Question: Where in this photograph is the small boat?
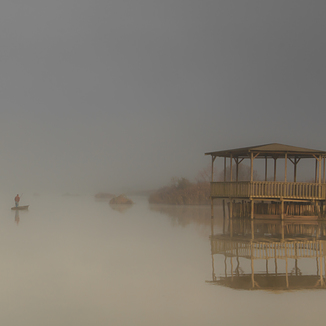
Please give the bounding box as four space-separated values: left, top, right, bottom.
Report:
11 205 29 210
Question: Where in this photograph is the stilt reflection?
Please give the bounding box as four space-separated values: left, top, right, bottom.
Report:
15 210 19 225
208 218 326 291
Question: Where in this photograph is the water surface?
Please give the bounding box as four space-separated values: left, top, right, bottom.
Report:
1 194 325 325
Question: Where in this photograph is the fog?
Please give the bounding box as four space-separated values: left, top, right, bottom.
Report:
1 1 326 195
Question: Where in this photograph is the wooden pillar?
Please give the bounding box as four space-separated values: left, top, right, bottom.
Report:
251 244 255 288
224 157 226 182
294 158 297 182
320 243 324 286
251 219 254 240
273 157 277 182
224 256 227 278
230 199 233 219
211 198 214 218
315 159 318 183
284 153 287 182
230 154 233 182
251 199 254 220
223 201 226 234
211 156 215 182
323 157 325 184
230 216 233 237
250 152 254 182
281 199 284 220
319 155 322 184
285 255 289 289
236 158 239 182
265 156 268 181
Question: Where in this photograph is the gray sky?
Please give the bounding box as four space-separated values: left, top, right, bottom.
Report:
1 0 326 194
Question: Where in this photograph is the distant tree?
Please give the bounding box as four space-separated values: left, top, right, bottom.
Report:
149 177 210 205
218 164 259 181
195 165 219 183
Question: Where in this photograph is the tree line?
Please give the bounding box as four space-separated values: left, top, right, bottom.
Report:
149 164 258 205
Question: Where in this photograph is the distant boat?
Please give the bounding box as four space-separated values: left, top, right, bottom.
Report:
11 205 29 210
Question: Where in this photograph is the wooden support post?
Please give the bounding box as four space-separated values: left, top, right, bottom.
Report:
251 219 254 240
281 199 284 220
265 156 268 181
320 244 324 286
315 159 318 183
251 244 255 288
294 159 297 182
251 199 254 220
224 157 226 182
324 256 326 284
323 157 325 184
223 200 226 234
231 257 233 281
211 198 214 219
284 153 287 182
230 199 233 219
319 155 322 184
274 157 277 182
230 216 233 237
250 152 254 182
236 158 239 182
230 154 233 182
285 255 289 289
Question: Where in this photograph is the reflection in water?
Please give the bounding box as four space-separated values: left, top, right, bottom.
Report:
208 218 326 291
150 204 218 227
109 203 132 213
14 210 19 225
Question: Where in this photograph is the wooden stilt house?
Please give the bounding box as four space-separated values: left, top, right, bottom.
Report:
205 143 326 219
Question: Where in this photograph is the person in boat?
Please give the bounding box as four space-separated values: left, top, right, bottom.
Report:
14 194 20 207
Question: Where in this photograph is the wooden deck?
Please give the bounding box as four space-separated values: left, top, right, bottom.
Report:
211 181 326 201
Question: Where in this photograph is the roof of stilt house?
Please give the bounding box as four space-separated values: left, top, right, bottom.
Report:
205 143 326 159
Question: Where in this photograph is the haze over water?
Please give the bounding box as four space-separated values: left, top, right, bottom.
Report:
1 194 326 325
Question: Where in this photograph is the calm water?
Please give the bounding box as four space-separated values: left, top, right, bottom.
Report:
1 194 326 325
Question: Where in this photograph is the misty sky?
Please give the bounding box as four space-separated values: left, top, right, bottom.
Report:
1 0 326 194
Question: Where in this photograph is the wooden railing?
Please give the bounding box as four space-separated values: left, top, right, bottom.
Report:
211 239 326 259
210 181 326 200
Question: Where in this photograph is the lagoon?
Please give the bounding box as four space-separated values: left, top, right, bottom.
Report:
1 194 325 325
